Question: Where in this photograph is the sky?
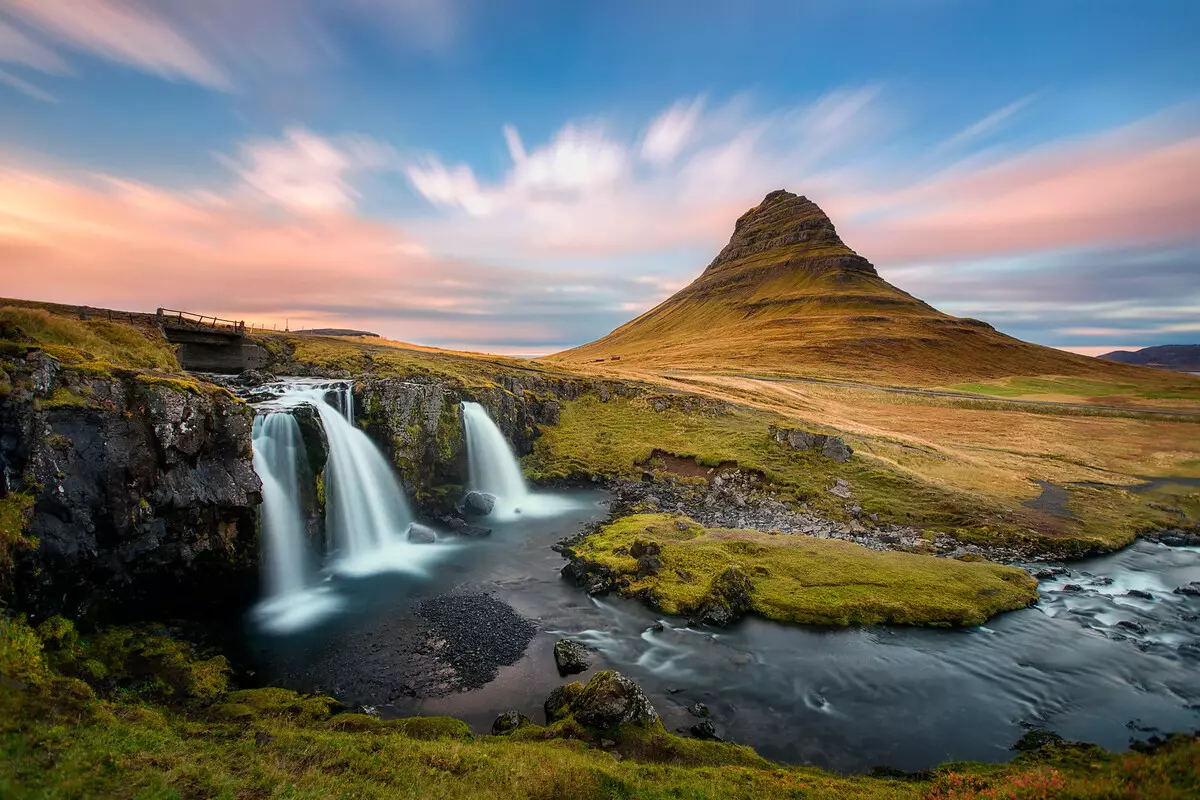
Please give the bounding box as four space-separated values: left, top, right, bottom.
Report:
0 1 1198 356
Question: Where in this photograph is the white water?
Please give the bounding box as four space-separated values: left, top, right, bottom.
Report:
461 401 576 520
249 379 454 632
250 412 341 633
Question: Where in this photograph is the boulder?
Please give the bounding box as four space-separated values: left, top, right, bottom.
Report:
629 539 661 558
821 436 853 463
686 702 709 717
571 671 659 729
553 639 594 675
1174 584 1200 597
1125 589 1154 600
491 710 531 735
407 523 437 544
464 491 496 516
688 720 722 741
829 479 852 499
636 554 664 578
698 565 754 626
544 682 584 723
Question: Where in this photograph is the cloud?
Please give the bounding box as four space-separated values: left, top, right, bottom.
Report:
0 66 56 102
222 127 400 213
641 97 704 165
0 0 458 90
934 94 1039 153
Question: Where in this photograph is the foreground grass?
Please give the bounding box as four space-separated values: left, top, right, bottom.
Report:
570 514 1038 626
2 615 1197 799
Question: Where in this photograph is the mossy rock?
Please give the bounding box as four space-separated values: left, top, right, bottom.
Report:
381 715 473 740
323 712 382 732
219 688 333 723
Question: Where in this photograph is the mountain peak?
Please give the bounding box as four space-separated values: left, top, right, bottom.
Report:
706 189 876 277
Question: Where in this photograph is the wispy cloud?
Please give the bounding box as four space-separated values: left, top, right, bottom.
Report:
0 66 56 102
933 93 1040 153
0 0 458 90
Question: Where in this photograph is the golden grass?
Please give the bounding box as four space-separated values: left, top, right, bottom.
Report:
0 305 179 372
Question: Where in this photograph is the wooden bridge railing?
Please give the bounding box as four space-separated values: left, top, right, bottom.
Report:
156 308 246 334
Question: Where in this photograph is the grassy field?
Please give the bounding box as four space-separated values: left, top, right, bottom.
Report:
569 514 1038 626
3 614 1198 800
528 389 1197 553
0 305 179 373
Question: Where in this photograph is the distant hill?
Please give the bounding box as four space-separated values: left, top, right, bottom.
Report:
294 328 380 338
549 190 1158 385
1099 345 1200 372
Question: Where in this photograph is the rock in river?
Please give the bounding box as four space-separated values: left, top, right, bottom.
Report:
491 710 531 735
554 638 594 675
407 523 437 544
464 490 497 516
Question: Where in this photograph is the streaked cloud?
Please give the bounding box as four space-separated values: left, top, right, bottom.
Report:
933 94 1040 153
0 66 56 102
0 0 458 90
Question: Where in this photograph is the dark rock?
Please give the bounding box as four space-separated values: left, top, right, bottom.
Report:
636 554 664 578
571 671 659 729
553 639 593 675
688 720 722 741
464 491 496 516
1061 584 1084 593
0 352 261 619
1126 589 1155 600
698 565 754 625
1115 620 1146 634
629 539 661 559
1091 577 1114 586
647 622 666 633
561 559 617 595
686 702 709 717
491 710 531 735
821 436 853 463
406 523 437 544
1174 584 1200 597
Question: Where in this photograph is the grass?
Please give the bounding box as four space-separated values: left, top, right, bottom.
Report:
256 332 576 389
0 306 179 373
570 514 1038 626
527 391 1193 552
2 614 1197 799
947 375 1200 408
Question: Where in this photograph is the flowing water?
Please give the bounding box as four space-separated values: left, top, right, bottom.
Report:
461 400 576 520
247 384 1200 771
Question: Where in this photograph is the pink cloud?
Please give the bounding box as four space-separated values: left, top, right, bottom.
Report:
837 128 1200 264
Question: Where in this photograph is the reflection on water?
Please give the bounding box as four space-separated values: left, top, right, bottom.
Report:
248 492 1200 773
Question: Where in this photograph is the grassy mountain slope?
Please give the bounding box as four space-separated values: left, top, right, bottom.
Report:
548 190 1181 388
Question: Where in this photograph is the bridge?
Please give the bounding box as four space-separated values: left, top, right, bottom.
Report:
157 308 269 374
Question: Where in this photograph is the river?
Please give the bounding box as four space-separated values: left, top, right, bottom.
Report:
243 491 1200 773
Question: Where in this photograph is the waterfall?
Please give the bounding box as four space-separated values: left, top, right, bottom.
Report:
306 389 418 573
462 401 530 519
462 401 575 520
251 410 340 633
252 413 310 598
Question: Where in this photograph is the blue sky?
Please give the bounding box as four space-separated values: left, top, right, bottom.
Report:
1 0 1198 355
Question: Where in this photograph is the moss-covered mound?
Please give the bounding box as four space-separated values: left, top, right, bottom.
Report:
566 514 1039 626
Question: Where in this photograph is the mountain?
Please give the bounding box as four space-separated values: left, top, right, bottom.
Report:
550 190 1153 385
1100 345 1200 372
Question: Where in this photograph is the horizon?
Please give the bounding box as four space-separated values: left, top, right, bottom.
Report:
1 1 1198 356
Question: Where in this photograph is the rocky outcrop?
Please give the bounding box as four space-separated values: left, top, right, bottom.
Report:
768 425 853 462
0 352 261 620
697 565 755 626
545 670 659 729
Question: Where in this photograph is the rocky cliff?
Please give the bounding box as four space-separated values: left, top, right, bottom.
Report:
0 351 261 620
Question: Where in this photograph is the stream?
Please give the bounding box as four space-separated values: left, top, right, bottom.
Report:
245 492 1200 773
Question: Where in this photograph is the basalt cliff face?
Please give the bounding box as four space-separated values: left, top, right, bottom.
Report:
1 352 261 620
551 190 1152 385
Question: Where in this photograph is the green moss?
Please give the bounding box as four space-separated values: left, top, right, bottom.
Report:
216 688 333 723
381 716 473 740
0 493 36 577
0 615 48 685
37 386 93 409
573 514 1038 626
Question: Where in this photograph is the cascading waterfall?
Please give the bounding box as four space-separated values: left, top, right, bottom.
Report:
251 412 310 599
250 410 341 633
461 401 575 520
304 386 419 573
248 378 452 632
462 401 531 518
